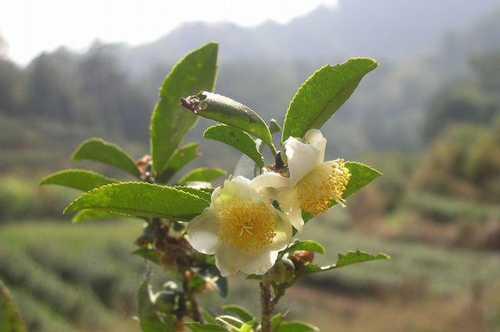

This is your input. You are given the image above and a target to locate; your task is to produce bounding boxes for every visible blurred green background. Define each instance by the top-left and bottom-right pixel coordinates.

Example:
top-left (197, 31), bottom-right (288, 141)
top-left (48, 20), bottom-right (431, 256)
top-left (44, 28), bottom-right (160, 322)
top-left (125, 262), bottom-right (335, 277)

top-left (1, 1), bottom-right (500, 331)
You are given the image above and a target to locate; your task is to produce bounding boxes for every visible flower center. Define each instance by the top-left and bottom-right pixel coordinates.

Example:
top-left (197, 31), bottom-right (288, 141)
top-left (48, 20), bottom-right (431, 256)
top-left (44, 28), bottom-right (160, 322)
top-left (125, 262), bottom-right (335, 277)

top-left (296, 160), bottom-right (351, 215)
top-left (217, 200), bottom-right (277, 254)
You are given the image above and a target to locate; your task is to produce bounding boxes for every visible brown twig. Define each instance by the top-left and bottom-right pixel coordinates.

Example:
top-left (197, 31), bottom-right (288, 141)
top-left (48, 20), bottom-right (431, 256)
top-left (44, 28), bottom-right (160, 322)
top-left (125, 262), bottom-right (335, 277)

top-left (260, 281), bottom-right (274, 332)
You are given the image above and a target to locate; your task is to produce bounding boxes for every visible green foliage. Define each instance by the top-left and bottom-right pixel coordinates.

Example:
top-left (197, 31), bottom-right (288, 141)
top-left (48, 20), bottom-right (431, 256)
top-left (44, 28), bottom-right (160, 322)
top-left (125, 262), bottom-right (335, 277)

top-left (412, 122), bottom-right (500, 202)
top-left (423, 82), bottom-right (498, 140)
top-left (282, 58), bottom-right (378, 142)
top-left (151, 43), bottom-right (218, 177)
top-left (222, 305), bottom-right (255, 322)
top-left (178, 168), bottom-right (226, 185)
top-left (137, 281), bottom-right (175, 332)
top-left (33, 42), bottom-right (389, 332)
top-left (344, 162), bottom-right (382, 198)
top-left (187, 323), bottom-right (228, 332)
top-left (287, 240), bottom-right (326, 255)
top-left (403, 191), bottom-right (500, 223)
top-left (64, 183), bottom-right (209, 220)
top-left (72, 138), bottom-right (140, 177)
top-left (276, 321), bottom-right (319, 332)
top-left (158, 143), bottom-right (200, 183)
top-left (305, 250), bottom-right (390, 274)
top-left (0, 280), bottom-right (27, 332)
top-left (0, 176), bottom-right (71, 223)
top-left (183, 92), bottom-right (274, 150)
top-left (40, 169), bottom-right (115, 192)
top-left (71, 209), bottom-right (132, 223)
top-left (204, 125), bottom-right (265, 167)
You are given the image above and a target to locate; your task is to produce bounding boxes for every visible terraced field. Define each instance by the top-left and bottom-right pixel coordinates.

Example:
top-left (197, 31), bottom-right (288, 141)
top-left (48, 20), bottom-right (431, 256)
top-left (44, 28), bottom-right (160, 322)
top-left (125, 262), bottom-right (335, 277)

top-left (2, 220), bottom-right (500, 332)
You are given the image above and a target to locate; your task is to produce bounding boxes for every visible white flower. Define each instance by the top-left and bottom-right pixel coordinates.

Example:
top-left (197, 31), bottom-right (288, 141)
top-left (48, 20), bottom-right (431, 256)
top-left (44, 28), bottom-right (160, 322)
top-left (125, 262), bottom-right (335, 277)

top-left (256, 129), bottom-right (351, 232)
top-left (186, 176), bottom-right (293, 276)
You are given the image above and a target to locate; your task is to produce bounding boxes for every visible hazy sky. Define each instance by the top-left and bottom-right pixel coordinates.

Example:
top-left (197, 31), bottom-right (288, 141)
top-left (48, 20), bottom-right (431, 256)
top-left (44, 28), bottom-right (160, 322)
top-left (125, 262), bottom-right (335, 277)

top-left (1, 0), bottom-right (338, 65)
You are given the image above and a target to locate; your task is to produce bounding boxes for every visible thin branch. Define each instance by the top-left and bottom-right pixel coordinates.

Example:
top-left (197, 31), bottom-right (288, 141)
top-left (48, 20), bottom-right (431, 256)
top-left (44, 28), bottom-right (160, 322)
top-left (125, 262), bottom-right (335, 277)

top-left (260, 281), bottom-right (274, 332)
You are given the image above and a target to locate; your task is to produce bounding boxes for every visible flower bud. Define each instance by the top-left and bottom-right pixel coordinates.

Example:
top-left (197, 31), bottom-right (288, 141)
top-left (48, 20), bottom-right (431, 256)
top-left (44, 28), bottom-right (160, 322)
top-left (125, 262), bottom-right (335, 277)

top-left (267, 258), bottom-right (295, 284)
top-left (291, 250), bottom-right (315, 266)
top-left (154, 290), bottom-right (178, 313)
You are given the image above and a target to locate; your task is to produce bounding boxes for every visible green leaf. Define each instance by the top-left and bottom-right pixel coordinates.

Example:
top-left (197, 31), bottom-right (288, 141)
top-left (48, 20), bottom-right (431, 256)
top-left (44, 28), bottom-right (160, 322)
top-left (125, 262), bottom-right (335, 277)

top-left (271, 314), bottom-right (284, 331)
top-left (182, 92), bottom-right (274, 149)
top-left (344, 161), bottom-right (381, 198)
top-left (151, 43), bottom-right (218, 177)
top-left (64, 182), bottom-right (209, 221)
top-left (174, 186), bottom-right (212, 202)
top-left (277, 321), bottom-right (319, 332)
top-left (282, 58), bottom-right (378, 142)
top-left (137, 280), bottom-right (174, 332)
top-left (203, 311), bottom-right (218, 325)
top-left (40, 169), bottom-right (116, 192)
top-left (72, 209), bottom-right (135, 223)
top-left (204, 125), bottom-right (265, 167)
top-left (0, 280), bottom-right (27, 332)
top-left (222, 305), bottom-right (254, 323)
top-left (72, 138), bottom-right (140, 177)
top-left (187, 323), bottom-right (228, 332)
top-left (178, 168), bottom-right (226, 185)
top-left (157, 143), bottom-right (200, 183)
top-left (305, 250), bottom-right (390, 273)
top-left (133, 248), bottom-right (161, 264)
top-left (287, 240), bottom-right (325, 255)
top-left (239, 322), bottom-right (254, 332)
top-left (269, 119), bottom-right (282, 134)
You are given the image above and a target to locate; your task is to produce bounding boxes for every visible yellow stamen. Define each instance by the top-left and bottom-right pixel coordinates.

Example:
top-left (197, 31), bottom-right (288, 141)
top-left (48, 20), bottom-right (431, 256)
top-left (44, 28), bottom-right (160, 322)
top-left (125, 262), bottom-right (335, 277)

top-left (217, 200), bottom-right (277, 254)
top-left (296, 160), bottom-right (351, 215)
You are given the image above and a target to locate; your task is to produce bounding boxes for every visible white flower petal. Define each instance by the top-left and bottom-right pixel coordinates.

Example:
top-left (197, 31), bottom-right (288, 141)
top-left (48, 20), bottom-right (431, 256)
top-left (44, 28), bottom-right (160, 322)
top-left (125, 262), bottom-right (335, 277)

top-left (215, 244), bottom-right (246, 276)
top-left (250, 172), bottom-right (289, 192)
top-left (240, 250), bottom-right (279, 275)
top-left (270, 210), bottom-right (294, 250)
top-left (186, 209), bottom-right (219, 255)
top-left (277, 189), bottom-right (304, 232)
top-left (304, 129), bottom-right (327, 163)
top-left (284, 137), bottom-right (321, 185)
top-left (213, 176), bottom-right (257, 209)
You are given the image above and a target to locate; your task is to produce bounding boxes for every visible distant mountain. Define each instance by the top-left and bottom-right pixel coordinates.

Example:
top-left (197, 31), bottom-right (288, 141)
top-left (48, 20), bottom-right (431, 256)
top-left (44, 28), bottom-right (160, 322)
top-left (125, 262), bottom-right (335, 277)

top-left (114, 0), bottom-right (500, 76)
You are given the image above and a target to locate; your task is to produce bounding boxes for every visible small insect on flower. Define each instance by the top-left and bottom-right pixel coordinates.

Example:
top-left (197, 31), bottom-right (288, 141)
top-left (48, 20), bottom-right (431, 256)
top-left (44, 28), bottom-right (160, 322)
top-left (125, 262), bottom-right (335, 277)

top-left (186, 176), bottom-right (293, 276)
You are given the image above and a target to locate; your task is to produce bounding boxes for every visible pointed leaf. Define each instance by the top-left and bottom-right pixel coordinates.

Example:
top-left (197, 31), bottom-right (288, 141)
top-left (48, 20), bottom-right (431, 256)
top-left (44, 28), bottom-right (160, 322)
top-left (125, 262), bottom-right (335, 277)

top-left (64, 183), bottom-right (209, 221)
top-left (151, 43), bottom-right (218, 177)
top-left (157, 143), bottom-right (200, 183)
top-left (40, 169), bottom-right (116, 192)
top-left (182, 92), bottom-right (274, 149)
top-left (0, 280), bottom-right (27, 332)
top-left (343, 161), bottom-right (381, 198)
top-left (287, 240), bottom-right (325, 255)
top-left (282, 58), bottom-right (378, 142)
top-left (178, 168), bottom-right (226, 185)
top-left (204, 125), bottom-right (265, 167)
top-left (72, 138), bottom-right (140, 177)
top-left (305, 250), bottom-right (390, 273)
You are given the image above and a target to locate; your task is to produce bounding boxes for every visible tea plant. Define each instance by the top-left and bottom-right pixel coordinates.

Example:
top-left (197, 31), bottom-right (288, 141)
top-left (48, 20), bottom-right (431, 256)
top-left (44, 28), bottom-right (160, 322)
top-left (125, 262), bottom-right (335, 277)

top-left (39, 43), bottom-right (388, 332)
